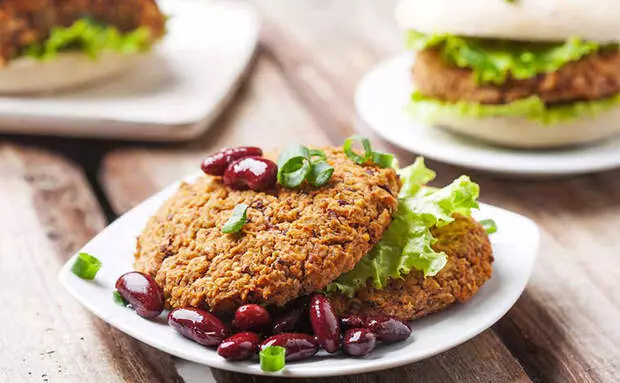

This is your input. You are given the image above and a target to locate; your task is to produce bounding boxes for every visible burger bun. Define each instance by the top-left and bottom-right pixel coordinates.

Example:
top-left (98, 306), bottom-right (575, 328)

top-left (0, 51), bottom-right (147, 94)
top-left (396, 0), bottom-right (620, 43)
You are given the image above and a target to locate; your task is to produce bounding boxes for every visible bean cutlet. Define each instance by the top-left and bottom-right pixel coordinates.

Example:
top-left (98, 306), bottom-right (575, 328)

top-left (135, 148), bottom-right (401, 314)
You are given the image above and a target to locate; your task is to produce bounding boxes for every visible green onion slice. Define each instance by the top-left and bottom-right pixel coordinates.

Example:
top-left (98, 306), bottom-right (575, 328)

top-left (113, 290), bottom-right (128, 307)
top-left (222, 203), bottom-right (249, 234)
top-left (372, 151), bottom-right (396, 169)
top-left (260, 346), bottom-right (286, 372)
top-left (278, 157), bottom-right (312, 188)
top-left (71, 252), bottom-right (102, 280)
top-left (277, 143), bottom-right (310, 168)
top-left (480, 219), bottom-right (498, 234)
top-left (344, 135), bottom-right (373, 164)
top-left (308, 161), bottom-right (335, 187)
top-left (308, 148), bottom-right (327, 162)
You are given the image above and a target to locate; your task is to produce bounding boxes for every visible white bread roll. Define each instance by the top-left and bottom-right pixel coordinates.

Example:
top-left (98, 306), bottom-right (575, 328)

top-left (0, 51), bottom-right (147, 94)
top-left (395, 0), bottom-right (620, 43)
top-left (430, 109), bottom-right (620, 148)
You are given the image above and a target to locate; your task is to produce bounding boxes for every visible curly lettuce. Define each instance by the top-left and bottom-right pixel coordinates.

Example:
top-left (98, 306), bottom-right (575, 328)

top-left (23, 18), bottom-right (153, 61)
top-left (326, 158), bottom-right (480, 297)
top-left (407, 91), bottom-right (620, 125)
top-left (406, 31), bottom-right (607, 85)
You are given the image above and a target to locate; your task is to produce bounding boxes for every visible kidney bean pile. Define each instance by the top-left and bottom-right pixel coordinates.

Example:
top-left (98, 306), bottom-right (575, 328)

top-left (201, 147), bottom-right (277, 192)
top-left (114, 272), bottom-right (412, 365)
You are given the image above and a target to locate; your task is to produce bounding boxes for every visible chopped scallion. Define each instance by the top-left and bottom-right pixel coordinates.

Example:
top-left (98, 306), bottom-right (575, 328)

top-left (260, 346), bottom-right (286, 372)
top-left (480, 219), bottom-right (498, 234)
top-left (113, 290), bottom-right (128, 307)
top-left (277, 144), bottom-right (332, 188)
top-left (343, 135), bottom-right (373, 164)
top-left (372, 151), bottom-right (396, 169)
top-left (308, 161), bottom-right (335, 187)
top-left (222, 203), bottom-right (249, 234)
top-left (71, 252), bottom-right (102, 280)
top-left (278, 157), bottom-right (312, 188)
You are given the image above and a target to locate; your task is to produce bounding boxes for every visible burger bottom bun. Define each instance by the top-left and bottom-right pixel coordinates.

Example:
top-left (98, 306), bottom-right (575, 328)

top-left (431, 108), bottom-right (620, 149)
top-left (0, 51), bottom-right (147, 94)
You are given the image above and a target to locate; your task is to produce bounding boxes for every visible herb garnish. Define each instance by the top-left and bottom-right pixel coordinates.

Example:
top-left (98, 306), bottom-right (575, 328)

top-left (222, 203), bottom-right (249, 234)
top-left (71, 252), bottom-right (102, 280)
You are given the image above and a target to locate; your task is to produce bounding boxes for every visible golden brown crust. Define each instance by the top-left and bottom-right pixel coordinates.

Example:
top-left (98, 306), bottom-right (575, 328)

top-left (134, 148), bottom-right (400, 314)
top-left (329, 215), bottom-right (493, 321)
top-left (0, 0), bottom-right (165, 65)
top-left (413, 48), bottom-right (620, 105)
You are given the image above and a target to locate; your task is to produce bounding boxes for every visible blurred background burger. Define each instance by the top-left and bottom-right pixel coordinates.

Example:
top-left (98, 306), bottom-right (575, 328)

top-left (0, 0), bottom-right (165, 94)
top-left (397, 0), bottom-right (620, 148)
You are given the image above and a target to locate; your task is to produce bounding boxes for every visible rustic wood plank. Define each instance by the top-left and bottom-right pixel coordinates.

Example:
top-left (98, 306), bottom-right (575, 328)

top-left (0, 145), bottom-right (182, 382)
top-left (100, 53), bottom-right (530, 382)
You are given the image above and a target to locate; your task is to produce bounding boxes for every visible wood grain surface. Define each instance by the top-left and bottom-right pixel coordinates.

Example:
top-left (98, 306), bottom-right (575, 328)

top-left (0, 145), bottom-right (182, 382)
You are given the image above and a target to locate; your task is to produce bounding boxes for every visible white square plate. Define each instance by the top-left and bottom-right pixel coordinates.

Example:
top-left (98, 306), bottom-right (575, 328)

top-left (59, 172), bottom-right (539, 377)
top-left (0, 0), bottom-right (259, 141)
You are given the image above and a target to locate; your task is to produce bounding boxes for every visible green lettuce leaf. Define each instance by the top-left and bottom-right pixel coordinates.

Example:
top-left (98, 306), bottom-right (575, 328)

top-left (23, 18), bottom-right (152, 60)
top-left (408, 91), bottom-right (620, 125)
top-left (406, 30), bottom-right (605, 85)
top-left (326, 158), bottom-right (480, 297)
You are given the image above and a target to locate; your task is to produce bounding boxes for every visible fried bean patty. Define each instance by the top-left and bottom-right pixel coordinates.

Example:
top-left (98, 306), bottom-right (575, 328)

top-left (135, 148), bottom-right (400, 314)
top-left (413, 48), bottom-right (620, 105)
top-left (0, 0), bottom-right (165, 65)
top-left (329, 215), bottom-right (493, 321)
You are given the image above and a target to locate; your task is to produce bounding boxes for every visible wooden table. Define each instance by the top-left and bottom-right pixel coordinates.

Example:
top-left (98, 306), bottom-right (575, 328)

top-left (1, 1), bottom-right (619, 382)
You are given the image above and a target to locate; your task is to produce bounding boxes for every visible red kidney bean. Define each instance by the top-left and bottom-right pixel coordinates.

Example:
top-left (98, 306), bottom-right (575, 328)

top-left (261, 333), bottom-right (319, 361)
top-left (343, 328), bottom-right (377, 356)
top-left (341, 315), bottom-right (365, 331)
top-left (223, 157), bottom-right (277, 191)
top-left (115, 272), bottom-right (164, 319)
top-left (271, 298), bottom-right (308, 334)
top-left (217, 332), bottom-right (260, 360)
top-left (234, 304), bottom-right (271, 332)
top-left (364, 316), bottom-right (412, 343)
top-left (201, 147), bottom-right (263, 176)
top-left (168, 308), bottom-right (230, 347)
top-left (309, 294), bottom-right (341, 353)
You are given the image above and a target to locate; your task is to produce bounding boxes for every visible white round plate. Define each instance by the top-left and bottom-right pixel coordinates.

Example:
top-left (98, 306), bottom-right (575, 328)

top-left (59, 175), bottom-right (539, 377)
top-left (0, 0), bottom-right (259, 141)
top-left (356, 53), bottom-right (620, 176)
top-left (59, 172), bottom-right (539, 378)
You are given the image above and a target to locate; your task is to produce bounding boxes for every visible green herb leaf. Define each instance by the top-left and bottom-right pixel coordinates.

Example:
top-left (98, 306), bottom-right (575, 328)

top-left (407, 91), bottom-right (620, 125)
top-left (406, 31), bottom-right (606, 85)
top-left (222, 204), bottom-right (249, 234)
top-left (260, 346), bottom-right (286, 372)
top-left (327, 160), bottom-right (480, 296)
top-left (277, 144), bottom-right (310, 168)
top-left (308, 161), bottom-right (335, 187)
top-left (344, 135), bottom-right (373, 164)
top-left (24, 18), bottom-right (153, 61)
top-left (113, 290), bottom-right (129, 307)
top-left (371, 151), bottom-right (396, 169)
top-left (277, 145), bottom-right (333, 188)
top-left (480, 219), bottom-right (498, 234)
top-left (278, 157), bottom-right (312, 188)
top-left (308, 149), bottom-right (327, 162)
top-left (71, 252), bottom-right (102, 280)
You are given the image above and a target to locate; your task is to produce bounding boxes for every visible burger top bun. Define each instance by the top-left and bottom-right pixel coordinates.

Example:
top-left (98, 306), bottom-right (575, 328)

top-left (0, 51), bottom-right (147, 94)
top-left (395, 0), bottom-right (620, 43)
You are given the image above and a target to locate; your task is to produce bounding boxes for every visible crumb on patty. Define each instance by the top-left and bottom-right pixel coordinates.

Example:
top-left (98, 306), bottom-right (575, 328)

top-left (329, 215), bottom-right (493, 321)
top-left (413, 48), bottom-right (620, 105)
top-left (134, 148), bottom-right (400, 314)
